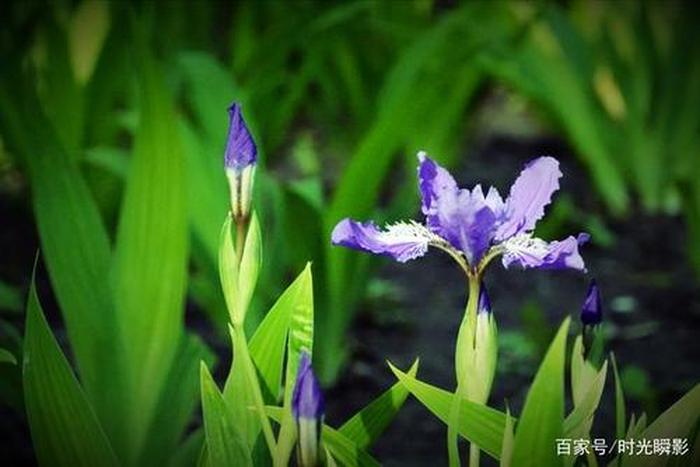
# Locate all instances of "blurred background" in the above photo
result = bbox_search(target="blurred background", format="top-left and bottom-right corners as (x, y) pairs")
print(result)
(1, 1), (699, 465)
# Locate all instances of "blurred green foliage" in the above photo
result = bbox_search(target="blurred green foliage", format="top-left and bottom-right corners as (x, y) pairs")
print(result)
(0, 0), (698, 390)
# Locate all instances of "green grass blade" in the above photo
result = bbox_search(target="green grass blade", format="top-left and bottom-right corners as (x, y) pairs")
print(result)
(23, 279), (118, 467)
(200, 363), (252, 467)
(338, 359), (419, 449)
(511, 318), (570, 467)
(112, 36), (188, 460)
(388, 362), (507, 459)
(169, 429), (204, 467)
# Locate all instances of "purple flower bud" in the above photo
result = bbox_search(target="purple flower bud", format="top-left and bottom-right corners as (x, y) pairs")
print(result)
(224, 104), (257, 170)
(477, 282), (492, 314)
(224, 103), (257, 220)
(292, 351), (324, 421)
(581, 279), (602, 325)
(292, 351), (324, 467)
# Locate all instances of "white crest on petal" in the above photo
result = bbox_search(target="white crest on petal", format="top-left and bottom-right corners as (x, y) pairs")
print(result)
(500, 233), (550, 267)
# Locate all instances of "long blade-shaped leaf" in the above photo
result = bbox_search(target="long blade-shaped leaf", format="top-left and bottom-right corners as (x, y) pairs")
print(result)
(200, 363), (252, 467)
(0, 67), (123, 449)
(388, 362), (507, 459)
(626, 384), (700, 467)
(511, 318), (570, 467)
(339, 359), (419, 449)
(249, 265), (314, 402)
(274, 262), (314, 466)
(112, 36), (188, 460)
(23, 280), (118, 467)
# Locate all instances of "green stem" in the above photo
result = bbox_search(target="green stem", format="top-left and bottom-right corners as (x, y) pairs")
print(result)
(237, 324), (277, 455)
(447, 276), (481, 467)
(235, 218), (246, 264)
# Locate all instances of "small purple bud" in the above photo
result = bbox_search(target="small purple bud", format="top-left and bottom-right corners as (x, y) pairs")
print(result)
(580, 279), (602, 326)
(224, 104), (257, 170)
(477, 282), (491, 314)
(224, 103), (257, 220)
(292, 351), (324, 421)
(292, 351), (324, 467)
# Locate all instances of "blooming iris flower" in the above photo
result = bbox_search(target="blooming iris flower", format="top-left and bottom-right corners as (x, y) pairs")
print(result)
(292, 351), (324, 467)
(332, 152), (589, 276)
(580, 279), (603, 326)
(224, 103), (257, 221)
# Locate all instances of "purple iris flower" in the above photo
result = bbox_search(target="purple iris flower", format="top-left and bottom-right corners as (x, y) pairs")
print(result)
(224, 103), (257, 220)
(580, 279), (603, 325)
(332, 152), (589, 274)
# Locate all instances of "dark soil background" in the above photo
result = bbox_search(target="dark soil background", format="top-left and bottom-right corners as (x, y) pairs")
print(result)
(1, 130), (699, 466)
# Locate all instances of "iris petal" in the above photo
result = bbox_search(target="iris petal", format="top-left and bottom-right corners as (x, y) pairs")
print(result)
(331, 218), (439, 263)
(417, 153), (500, 263)
(496, 157), (562, 241)
(501, 232), (589, 271)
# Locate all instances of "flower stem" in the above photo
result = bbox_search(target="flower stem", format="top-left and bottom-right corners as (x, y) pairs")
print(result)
(235, 218), (247, 263)
(447, 276), (481, 467)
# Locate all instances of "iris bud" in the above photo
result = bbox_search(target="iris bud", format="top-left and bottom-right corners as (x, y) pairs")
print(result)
(292, 351), (324, 467)
(580, 279), (603, 326)
(224, 103), (257, 221)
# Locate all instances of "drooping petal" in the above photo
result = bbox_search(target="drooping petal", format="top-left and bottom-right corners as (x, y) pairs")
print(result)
(496, 157), (562, 241)
(416, 153), (499, 263)
(331, 219), (439, 263)
(501, 232), (589, 271)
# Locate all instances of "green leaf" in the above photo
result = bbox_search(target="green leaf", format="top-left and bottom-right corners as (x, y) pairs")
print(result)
(500, 406), (514, 467)
(138, 333), (215, 466)
(238, 213), (262, 321)
(169, 429), (204, 467)
(112, 36), (188, 461)
(23, 280), (118, 467)
(266, 406), (380, 467)
(218, 214), (240, 324)
(611, 353), (627, 441)
(223, 325), (277, 453)
(0, 348), (17, 365)
(626, 384), (700, 467)
(388, 362), (507, 459)
(564, 361), (608, 438)
(0, 68), (122, 447)
(339, 359), (419, 449)
(274, 262), (314, 466)
(511, 318), (570, 467)
(200, 363), (252, 467)
(249, 264), (314, 402)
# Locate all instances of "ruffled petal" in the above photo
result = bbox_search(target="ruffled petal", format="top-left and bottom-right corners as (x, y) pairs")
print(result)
(331, 219), (439, 263)
(417, 153), (499, 263)
(496, 157), (562, 241)
(501, 232), (589, 271)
